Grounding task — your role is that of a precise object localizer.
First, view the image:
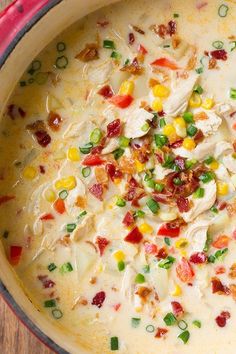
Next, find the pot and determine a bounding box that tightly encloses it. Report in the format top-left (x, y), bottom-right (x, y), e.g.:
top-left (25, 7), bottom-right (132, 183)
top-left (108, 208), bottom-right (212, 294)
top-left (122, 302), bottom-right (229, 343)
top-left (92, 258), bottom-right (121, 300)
top-left (0, 1), bottom-right (117, 353)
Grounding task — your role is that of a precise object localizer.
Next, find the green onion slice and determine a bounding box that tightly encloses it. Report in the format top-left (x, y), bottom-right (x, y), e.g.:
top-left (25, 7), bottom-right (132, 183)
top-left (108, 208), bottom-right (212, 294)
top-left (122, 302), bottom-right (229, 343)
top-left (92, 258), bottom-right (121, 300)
top-left (28, 60), bottom-right (41, 75)
top-left (178, 320), bottom-right (188, 330)
top-left (110, 336), bottom-right (119, 351)
top-left (163, 312), bottom-right (177, 326)
top-left (192, 320), bottom-right (201, 328)
top-left (60, 262), bottom-right (73, 273)
top-left (44, 299), bottom-right (56, 308)
top-left (113, 148), bottom-right (124, 160)
top-left (57, 42), bottom-right (66, 52)
top-left (230, 88), bottom-right (236, 99)
top-left (55, 55), bottom-right (68, 69)
top-left (59, 189), bottom-right (68, 200)
top-left (119, 136), bottom-right (130, 148)
top-left (212, 40), bottom-right (224, 49)
top-left (146, 198), bottom-right (160, 214)
top-left (79, 142), bottom-right (93, 154)
top-left (131, 317), bottom-right (141, 328)
top-left (66, 223), bottom-right (76, 233)
top-left (90, 128), bottom-right (102, 144)
top-left (82, 167), bottom-right (91, 178)
top-left (103, 40), bottom-right (116, 49)
top-left (135, 273), bottom-right (145, 284)
top-left (117, 260), bottom-right (125, 271)
top-left (158, 256), bottom-right (176, 269)
top-left (145, 324), bottom-right (155, 333)
top-left (48, 263), bottom-right (57, 272)
top-left (52, 308), bottom-right (63, 319)
top-left (218, 4), bottom-right (229, 17)
top-left (178, 330), bottom-right (190, 344)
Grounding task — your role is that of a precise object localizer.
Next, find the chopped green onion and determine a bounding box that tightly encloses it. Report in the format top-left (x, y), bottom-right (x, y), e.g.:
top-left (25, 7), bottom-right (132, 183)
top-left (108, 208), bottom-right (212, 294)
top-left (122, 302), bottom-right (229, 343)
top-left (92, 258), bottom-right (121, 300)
top-left (110, 336), bottom-right (119, 351)
top-left (28, 60), bottom-right (41, 75)
top-left (178, 320), bottom-right (188, 330)
top-left (183, 112), bottom-right (194, 123)
top-left (212, 40), bottom-right (224, 49)
top-left (79, 142), bottom-right (93, 154)
top-left (146, 179), bottom-right (156, 189)
top-left (145, 325), bottom-right (155, 333)
top-left (187, 125), bottom-right (197, 137)
top-left (178, 330), bottom-right (190, 344)
top-left (57, 42), bottom-right (66, 52)
top-left (158, 256), bottom-right (176, 269)
top-left (144, 172), bottom-right (152, 182)
top-left (119, 136), bottom-right (130, 148)
top-left (162, 155), bottom-right (174, 168)
top-left (193, 187), bottom-right (205, 199)
top-left (204, 156), bottom-right (214, 165)
top-left (173, 13), bottom-right (179, 18)
top-left (111, 51), bottom-right (122, 60)
top-left (135, 273), bottom-right (145, 284)
top-left (192, 320), bottom-right (201, 328)
top-left (124, 58), bottom-right (130, 65)
top-left (159, 118), bottom-right (166, 128)
top-left (208, 255), bottom-right (216, 263)
top-left (173, 177), bottom-right (182, 186)
top-left (117, 260), bottom-right (125, 271)
top-left (193, 85), bottom-right (203, 94)
top-left (146, 198), bottom-right (160, 214)
top-left (230, 41), bottom-right (236, 52)
top-left (163, 312), bottom-right (177, 326)
top-left (90, 128), bottom-right (102, 144)
top-left (154, 134), bottom-right (168, 148)
top-left (78, 210), bottom-right (87, 219)
top-left (142, 264), bottom-right (150, 273)
top-left (20, 81), bottom-right (27, 87)
top-left (218, 4), bottom-right (229, 17)
top-left (66, 223), bottom-right (76, 233)
top-left (155, 182), bottom-right (164, 192)
top-left (134, 210), bottom-right (145, 218)
top-left (196, 66), bottom-right (204, 74)
top-left (59, 189), bottom-right (68, 200)
top-left (185, 159), bottom-right (197, 169)
top-left (60, 262), bottom-right (73, 274)
top-left (52, 308), bottom-right (63, 319)
top-left (131, 317), bottom-right (141, 328)
top-left (2, 230), bottom-right (9, 239)
top-left (35, 72), bottom-right (48, 85)
top-left (214, 247), bottom-right (228, 260)
top-left (199, 171), bottom-right (215, 183)
top-left (230, 88), bottom-right (236, 99)
top-left (141, 122), bottom-right (150, 132)
top-left (48, 263), bottom-right (57, 272)
top-left (82, 167), bottom-right (91, 178)
top-left (116, 197), bottom-right (126, 207)
top-left (210, 205), bottom-right (218, 214)
top-left (55, 55), bottom-right (68, 69)
top-left (204, 232), bottom-right (212, 252)
top-left (113, 148), bottom-right (124, 160)
top-left (163, 44), bottom-right (171, 48)
top-left (103, 40), bottom-right (115, 49)
top-left (164, 237), bottom-right (171, 246)
top-left (44, 299), bottom-right (56, 308)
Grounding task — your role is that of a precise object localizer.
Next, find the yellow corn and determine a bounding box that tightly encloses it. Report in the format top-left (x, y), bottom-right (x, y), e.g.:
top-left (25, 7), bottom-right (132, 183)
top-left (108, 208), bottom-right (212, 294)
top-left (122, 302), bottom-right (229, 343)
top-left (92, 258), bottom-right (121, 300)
top-left (55, 176), bottom-right (77, 190)
top-left (68, 147), bottom-right (80, 162)
top-left (183, 137), bottom-right (196, 150)
top-left (113, 178), bottom-right (121, 185)
top-left (171, 284), bottom-right (182, 296)
top-left (217, 181), bottom-right (229, 196)
top-left (23, 166), bottom-right (37, 180)
top-left (139, 223), bottom-right (153, 234)
top-left (135, 160), bottom-right (145, 173)
top-left (202, 98), bottom-right (214, 110)
top-left (180, 250), bottom-right (187, 257)
top-left (113, 250), bottom-right (125, 262)
top-left (163, 124), bottom-right (176, 137)
top-left (174, 117), bottom-right (186, 128)
top-left (174, 118), bottom-right (187, 138)
top-left (151, 97), bottom-right (163, 112)
top-left (119, 80), bottom-right (134, 95)
top-left (152, 84), bottom-right (170, 98)
top-left (209, 161), bottom-right (219, 170)
top-left (175, 238), bottom-right (189, 249)
top-left (44, 189), bottom-right (56, 202)
top-left (189, 92), bottom-right (202, 108)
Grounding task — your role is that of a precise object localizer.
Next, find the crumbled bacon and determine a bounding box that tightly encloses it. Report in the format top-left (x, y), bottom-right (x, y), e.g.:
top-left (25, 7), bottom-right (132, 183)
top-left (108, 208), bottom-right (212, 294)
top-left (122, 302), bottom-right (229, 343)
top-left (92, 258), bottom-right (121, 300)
top-left (76, 43), bottom-right (99, 62)
top-left (229, 284), bottom-right (236, 301)
top-left (211, 277), bottom-right (230, 295)
top-left (129, 32), bottom-right (135, 45)
top-left (189, 252), bottom-right (207, 264)
top-left (89, 183), bottom-right (104, 201)
top-left (156, 247), bottom-right (168, 259)
top-left (210, 49), bottom-right (228, 61)
top-left (144, 243), bottom-right (158, 255)
top-left (107, 119), bottom-right (121, 138)
top-left (0, 195), bottom-right (15, 205)
top-left (215, 266), bottom-right (226, 275)
top-left (122, 211), bottom-right (135, 227)
top-left (176, 257), bottom-right (195, 283)
top-left (135, 286), bottom-right (151, 300)
top-left (91, 291), bottom-right (106, 308)
top-left (171, 301), bottom-right (184, 317)
top-left (35, 130), bottom-right (51, 147)
top-left (155, 327), bottom-right (168, 338)
top-left (152, 20), bottom-right (177, 39)
top-left (229, 263), bottom-right (236, 279)
top-left (193, 129), bottom-right (204, 144)
top-left (105, 163), bottom-right (122, 181)
top-left (132, 137), bottom-right (151, 163)
top-left (176, 196), bottom-right (190, 213)
top-left (39, 165), bottom-right (45, 174)
top-left (170, 139), bottom-right (183, 149)
top-left (38, 275), bottom-right (55, 289)
top-left (208, 57), bottom-right (217, 69)
top-left (7, 104), bottom-right (26, 119)
top-left (95, 237), bottom-right (109, 256)
top-left (47, 111), bottom-right (62, 131)
top-left (97, 20), bottom-right (109, 27)
top-left (120, 57), bottom-right (144, 75)
top-left (132, 25), bottom-right (145, 34)
top-left (168, 20), bottom-right (177, 36)
top-left (26, 120), bottom-right (46, 132)
top-left (215, 311), bottom-right (231, 327)
top-left (97, 85), bottom-right (114, 99)
top-left (95, 166), bottom-right (108, 184)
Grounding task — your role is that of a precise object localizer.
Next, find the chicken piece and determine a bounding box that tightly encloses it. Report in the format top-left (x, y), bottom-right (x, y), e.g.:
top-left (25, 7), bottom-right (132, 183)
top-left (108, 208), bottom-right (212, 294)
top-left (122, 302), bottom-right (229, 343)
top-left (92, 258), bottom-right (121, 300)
top-left (217, 103), bottom-right (236, 138)
top-left (121, 264), bottom-right (136, 302)
top-left (222, 154), bottom-right (236, 174)
top-left (194, 109), bottom-right (222, 137)
top-left (63, 120), bottom-right (96, 141)
top-left (185, 217), bottom-right (211, 253)
top-left (154, 164), bottom-right (173, 180)
top-left (124, 108), bottom-right (154, 139)
top-left (87, 60), bottom-right (114, 85)
top-left (72, 213), bottom-right (95, 241)
top-left (102, 138), bottom-right (120, 154)
top-left (150, 264), bottom-right (169, 301)
top-left (214, 141), bottom-right (233, 159)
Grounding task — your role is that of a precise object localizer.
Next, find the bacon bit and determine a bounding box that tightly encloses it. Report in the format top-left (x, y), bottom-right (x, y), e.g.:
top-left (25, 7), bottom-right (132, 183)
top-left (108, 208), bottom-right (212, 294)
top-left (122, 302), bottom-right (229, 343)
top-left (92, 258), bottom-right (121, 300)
top-left (75, 43), bottom-right (99, 62)
top-left (212, 235), bottom-right (230, 249)
top-left (226, 201), bottom-right (236, 216)
top-left (196, 1), bottom-right (208, 10)
top-left (215, 266), bottom-right (226, 275)
top-left (218, 201), bottom-right (227, 211)
top-left (95, 236), bottom-right (109, 256)
top-left (152, 20), bottom-right (177, 39)
top-left (97, 20), bottom-right (109, 27)
top-left (186, 53), bottom-right (197, 71)
top-left (138, 44), bottom-right (148, 55)
top-left (208, 57), bottom-right (217, 69)
top-left (38, 275), bottom-right (55, 289)
top-left (157, 247), bottom-right (168, 259)
top-left (144, 242), bottom-right (158, 255)
top-left (75, 196), bottom-right (87, 209)
top-left (229, 284), bottom-right (236, 301)
top-left (210, 49), bottom-right (227, 61)
top-left (170, 139), bottom-right (183, 149)
top-left (39, 165), bottom-right (45, 174)
top-left (77, 297), bottom-right (88, 306)
top-left (168, 20), bottom-right (177, 36)
top-left (59, 234), bottom-right (71, 247)
top-left (107, 119), bottom-right (121, 138)
top-left (233, 141), bottom-right (236, 152)
top-left (7, 104), bottom-right (26, 120)
top-left (95, 166), bottom-right (108, 184)
top-left (122, 211), bottom-right (135, 227)
top-left (53, 198), bottom-right (65, 214)
top-left (105, 163), bottom-right (122, 181)
top-left (113, 303), bottom-right (121, 311)
top-left (153, 24), bottom-right (167, 39)
top-left (124, 226), bottom-right (143, 244)
top-left (89, 276), bottom-right (97, 284)
top-left (135, 286), bottom-right (151, 300)
top-left (9, 246), bottom-right (22, 266)
top-left (91, 291), bottom-right (106, 308)
top-left (47, 112), bottom-right (62, 132)
top-left (176, 257), bottom-right (195, 283)
top-left (229, 263), bottom-right (236, 279)
top-left (176, 196), bottom-right (190, 213)
top-left (132, 25), bottom-right (145, 34)
top-left (171, 301), bottom-right (184, 317)
top-left (82, 154), bottom-right (104, 166)
top-left (172, 35), bottom-right (181, 49)
top-left (151, 57), bottom-right (179, 70)
top-left (0, 195), bottom-right (15, 206)
top-left (89, 183), bottom-right (104, 201)
top-left (40, 213), bottom-right (54, 221)
top-left (215, 311), bottom-right (231, 327)
top-left (189, 252), bottom-right (207, 264)
top-left (149, 78), bottom-right (160, 88)
top-left (211, 277), bottom-right (230, 295)
top-left (124, 181), bottom-right (145, 206)
top-left (194, 129), bottom-right (204, 144)
top-left (128, 32), bottom-right (135, 45)
top-left (194, 111), bottom-right (208, 121)
top-left (120, 57), bottom-right (144, 75)
top-left (35, 130), bottom-right (51, 147)
top-left (155, 327), bottom-right (168, 338)
top-left (26, 120), bottom-right (45, 132)
top-left (97, 85), bottom-right (114, 99)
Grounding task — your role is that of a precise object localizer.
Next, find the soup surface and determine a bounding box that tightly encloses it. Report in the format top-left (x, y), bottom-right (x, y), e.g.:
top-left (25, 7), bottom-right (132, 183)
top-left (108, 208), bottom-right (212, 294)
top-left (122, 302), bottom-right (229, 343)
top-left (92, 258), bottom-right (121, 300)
top-left (2, 0), bottom-right (236, 353)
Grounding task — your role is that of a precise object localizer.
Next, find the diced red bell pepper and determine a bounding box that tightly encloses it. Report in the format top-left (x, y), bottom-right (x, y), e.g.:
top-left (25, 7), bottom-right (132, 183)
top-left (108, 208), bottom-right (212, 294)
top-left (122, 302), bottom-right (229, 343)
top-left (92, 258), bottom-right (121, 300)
top-left (210, 49), bottom-right (227, 61)
top-left (97, 85), bottom-right (114, 99)
top-left (176, 257), bottom-right (195, 283)
top-left (92, 291), bottom-right (106, 308)
top-left (106, 163), bottom-right (122, 181)
top-left (96, 236), bottom-right (109, 256)
top-left (109, 94), bottom-right (133, 108)
top-left (171, 301), bottom-right (184, 317)
top-left (211, 277), bottom-right (230, 295)
top-left (53, 198), bottom-right (65, 214)
top-left (40, 213), bottom-right (55, 221)
top-left (113, 303), bottom-right (121, 311)
top-left (144, 242), bottom-right (158, 255)
top-left (122, 211), bottom-right (135, 227)
top-left (107, 119), bottom-right (121, 138)
top-left (215, 312), bottom-right (231, 328)
top-left (138, 44), bottom-right (148, 55)
top-left (189, 252), bottom-right (207, 264)
top-left (9, 246), bottom-right (22, 266)
top-left (176, 196), bottom-right (190, 213)
top-left (0, 195), bottom-right (15, 205)
top-left (82, 154), bottom-right (104, 166)
top-left (89, 183), bottom-right (103, 201)
top-left (151, 57), bottom-right (179, 70)
top-left (157, 223), bottom-right (180, 238)
top-left (124, 226), bottom-right (143, 244)
top-left (155, 327), bottom-right (168, 338)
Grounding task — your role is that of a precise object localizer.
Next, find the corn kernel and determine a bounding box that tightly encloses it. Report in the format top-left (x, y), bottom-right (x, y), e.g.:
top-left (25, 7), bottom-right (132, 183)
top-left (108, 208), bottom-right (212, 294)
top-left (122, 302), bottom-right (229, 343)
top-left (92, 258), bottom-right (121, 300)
top-left (96, 262), bottom-right (104, 273)
top-left (139, 223), bottom-right (153, 234)
top-left (135, 160), bottom-right (145, 173)
top-left (119, 80), bottom-right (134, 95)
top-left (44, 189), bottom-right (56, 202)
top-left (209, 161), bottom-right (219, 170)
top-left (174, 117), bottom-right (186, 128)
top-left (163, 124), bottom-right (176, 137)
top-left (217, 181), bottom-right (229, 196)
top-left (113, 250), bottom-right (125, 262)
top-left (175, 238), bottom-right (189, 249)
top-left (171, 284), bottom-right (182, 296)
top-left (189, 92), bottom-right (202, 108)
top-left (202, 98), bottom-right (214, 110)
top-left (151, 97), bottom-right (163, 112)
top-left (68, 147), bottom-right (80, 162)
top-left (55, 176), bottom-right (77, 190)
top-left (183, 137), bottom-right (196, 150)
top-left (23, 166), bottom-right (37, 180)
top-left (113, 178), bottom-right (121, 185)
top-left (180, 250), bottom-right (187, 257)
top-left (152, 84), bottom-right (170, 98)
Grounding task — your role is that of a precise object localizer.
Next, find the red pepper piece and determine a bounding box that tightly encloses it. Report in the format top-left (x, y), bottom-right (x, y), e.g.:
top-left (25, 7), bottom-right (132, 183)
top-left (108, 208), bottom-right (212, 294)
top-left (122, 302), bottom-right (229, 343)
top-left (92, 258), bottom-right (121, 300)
top-left (124, 226), bottom-right (143, 244)
top-left (176, 257), bottom-right (195, 283)
top-left (53, 199), bottom-right (65, 214)
top-left (92, 291), bottom-right (106, 308)
top-left (38, 275), bottom-right (55, 289)
top-left (9, 246), bottom-right (22, 266)
top-left (155, 327), bottom-right (168, 338)
top-left (211, 277), bottom-right (230, 295)
top-left (138, 44), bottom-right (148, 55)
top-left (40, 213), bottom-right (55, 221)
top-left (35, 130), bottom-right (51, 147)
top-left (122, 211), bottom-right (135, 227)
top-left (151, 57), bottom-right (179, 70)
top-left (157, 223), bottom-right (180, 237)
top-left (176, 196), bottom-right (190, 213)
top-left (129, 32), bottom-right (135, 45)
top-left (82, 154), bottom-right (104, 166)
top-left (0, 195), bottom-right (15, 205)
top-left (215, 311), bottom-right (231, 328)
top-left (109, 94), bottom-right (133, 108)
top-left (189, 252), bottom-right (207, 264)
top-left (107, 119), bottom-right (121, 138)
top-left (171, 301), bottom-right (184, 317)
top-left (96, 237), bottom-right (109, 256)
top-left (89, 183), bottom-right (103, 201)
top-left (210, 49), bottom-right (227, 61)
top-left (97, 85), bottom-right (114, 99)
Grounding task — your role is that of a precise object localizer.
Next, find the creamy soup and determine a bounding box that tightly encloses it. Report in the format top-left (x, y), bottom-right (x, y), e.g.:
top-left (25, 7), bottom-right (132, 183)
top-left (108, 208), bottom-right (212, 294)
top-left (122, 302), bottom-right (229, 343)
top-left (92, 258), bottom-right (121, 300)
top-left (2, 0), bottom-right (236, 353)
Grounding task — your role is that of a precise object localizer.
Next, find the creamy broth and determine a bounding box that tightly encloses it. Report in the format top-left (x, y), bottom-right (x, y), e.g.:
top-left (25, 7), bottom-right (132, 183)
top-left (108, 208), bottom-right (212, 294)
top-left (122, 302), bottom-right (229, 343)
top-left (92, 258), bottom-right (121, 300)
top-left (2, 0), bottom-right (236, 353)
